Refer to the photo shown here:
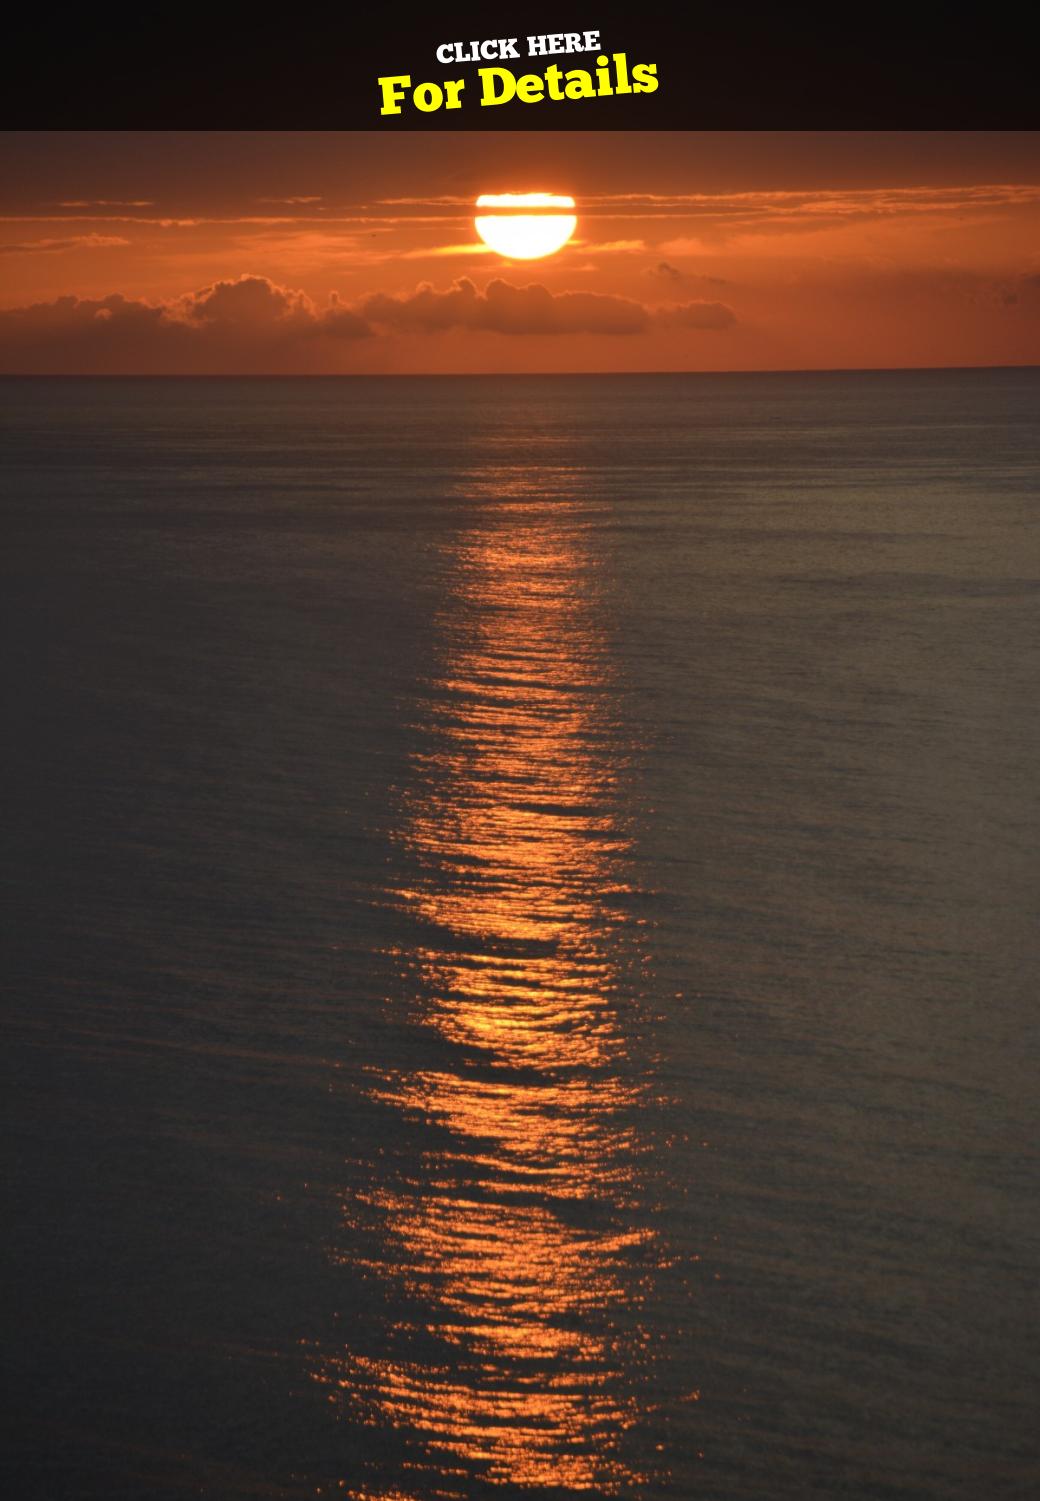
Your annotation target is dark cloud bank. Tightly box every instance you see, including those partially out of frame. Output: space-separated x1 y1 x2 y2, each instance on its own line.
0 274 737 372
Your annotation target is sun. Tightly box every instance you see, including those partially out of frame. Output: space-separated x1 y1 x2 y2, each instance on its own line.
474 193 577 260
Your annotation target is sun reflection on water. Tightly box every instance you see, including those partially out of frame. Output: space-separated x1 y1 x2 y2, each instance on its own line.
315 471 662 1496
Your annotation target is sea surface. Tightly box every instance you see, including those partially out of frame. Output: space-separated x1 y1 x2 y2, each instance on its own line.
2 370 1038 1500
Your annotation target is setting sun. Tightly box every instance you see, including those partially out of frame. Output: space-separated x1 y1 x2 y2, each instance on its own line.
474 193 577 259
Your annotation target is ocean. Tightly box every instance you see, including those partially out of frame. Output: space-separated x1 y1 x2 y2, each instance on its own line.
2 370 1038 1499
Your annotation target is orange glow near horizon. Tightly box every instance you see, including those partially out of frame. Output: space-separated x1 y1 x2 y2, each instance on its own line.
3 132 1038 372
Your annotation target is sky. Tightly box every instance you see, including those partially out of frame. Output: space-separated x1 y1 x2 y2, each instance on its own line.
2 130 1039 373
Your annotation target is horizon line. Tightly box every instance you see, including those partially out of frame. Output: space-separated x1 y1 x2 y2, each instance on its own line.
1 363 1038 380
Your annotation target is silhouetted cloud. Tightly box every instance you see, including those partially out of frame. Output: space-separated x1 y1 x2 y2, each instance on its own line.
657 300 738 330
362 277 649 335
0 275 370 373
0 273 738 371
645 262 734 293
175 275 317 328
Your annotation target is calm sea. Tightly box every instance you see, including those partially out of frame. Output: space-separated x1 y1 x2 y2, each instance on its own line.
2 371 1038 1499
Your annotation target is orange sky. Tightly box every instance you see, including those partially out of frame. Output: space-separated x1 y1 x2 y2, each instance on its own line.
2 131 1039 373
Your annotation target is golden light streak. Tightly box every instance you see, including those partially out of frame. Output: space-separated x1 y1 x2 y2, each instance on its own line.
313 462 661 1496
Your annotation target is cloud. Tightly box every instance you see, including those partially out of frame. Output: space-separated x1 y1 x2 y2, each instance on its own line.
990 270 1040 308
383 186 1040 211
0 234 130 255
361 277 650 335
646 262 734 292
0 275 370 373
0 274 738 371
174 274 318 327
164 275 371 344
657 300 737 330
582 239 646 254
53 200 154 208
379 185 1040 236
358 278 737 338
407 242 494 259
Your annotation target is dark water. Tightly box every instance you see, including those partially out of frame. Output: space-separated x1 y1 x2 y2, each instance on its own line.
2 371 1038 1499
